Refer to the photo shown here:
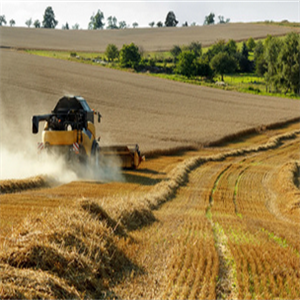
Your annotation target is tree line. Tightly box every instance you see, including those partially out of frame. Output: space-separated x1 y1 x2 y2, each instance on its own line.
103 32 299 95
158 33 300 95
103 39 252 78
0 6 229 29
255 34 300 94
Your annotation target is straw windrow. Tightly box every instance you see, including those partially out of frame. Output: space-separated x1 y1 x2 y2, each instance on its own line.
0 176 51 194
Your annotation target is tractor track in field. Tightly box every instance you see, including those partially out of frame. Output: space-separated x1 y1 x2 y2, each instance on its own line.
206 162 239 300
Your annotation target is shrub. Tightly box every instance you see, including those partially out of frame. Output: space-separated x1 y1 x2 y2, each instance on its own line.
119 43 141 68
105 44 119 62
247 37 256 52
210 52 237 81
170 45 182 61
175 50 198 78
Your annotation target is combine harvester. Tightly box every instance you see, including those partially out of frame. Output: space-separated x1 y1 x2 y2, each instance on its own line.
32 95 144 171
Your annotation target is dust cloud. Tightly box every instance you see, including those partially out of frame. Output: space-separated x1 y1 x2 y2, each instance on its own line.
0 143 124 183
0 93 124 184
0 141 125 183
0 146 78 182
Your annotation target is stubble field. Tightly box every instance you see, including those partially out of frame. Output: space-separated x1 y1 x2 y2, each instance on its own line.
0 24 300 299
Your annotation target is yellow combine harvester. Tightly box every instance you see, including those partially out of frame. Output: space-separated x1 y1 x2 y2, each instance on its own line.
32 95 144 169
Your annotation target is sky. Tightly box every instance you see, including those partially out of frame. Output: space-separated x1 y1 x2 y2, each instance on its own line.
0 1 299 29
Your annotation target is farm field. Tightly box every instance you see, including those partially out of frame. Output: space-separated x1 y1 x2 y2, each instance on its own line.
0 121 299 299
0 24 300 299
1 48 300 154
1 23 299 52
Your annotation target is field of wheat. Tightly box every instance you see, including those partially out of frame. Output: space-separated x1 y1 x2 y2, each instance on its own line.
0 25 300 299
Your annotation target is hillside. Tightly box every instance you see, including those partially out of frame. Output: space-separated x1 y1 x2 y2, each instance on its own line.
1 49 300 154
1 23 299 52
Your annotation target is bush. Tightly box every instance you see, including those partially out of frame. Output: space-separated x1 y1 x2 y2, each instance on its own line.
248 86 261 93
210 52 237 81
198 57 214 79
105 44 119 62
170 45 182 61
175 50 198 77
119 43 141 68
187 41 202 57
148 58 156 67
247 37 256 52
70 52 77 57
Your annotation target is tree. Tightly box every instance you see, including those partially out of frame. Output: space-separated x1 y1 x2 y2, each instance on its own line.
278 32 300 94
238 42 251 72
62 22 69 30
175 50 198 77
34 20 41 28
182 21 188 27
119 21 127 29
204 13 215 25
157 21 163 27
42 7 58 28
210 52 237 81
165 11 178 27
149 21 155 28
204 39 226 61
0 15 7 26
119 43 141 68
170 45 182 61
253 41 266 76
218 15 230 24
25 18 32 28
9 19 15 27
105 44 119 61
187 41 202 57
247 37 256 52
226 39 237 55
219 15 224 23
132 22 138 28
198 57 214 79
72 23 80 30
88 10 105 29
264 36 282 91
107 16 118 29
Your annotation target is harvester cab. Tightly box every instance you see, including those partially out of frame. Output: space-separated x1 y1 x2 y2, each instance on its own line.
32 95 144 170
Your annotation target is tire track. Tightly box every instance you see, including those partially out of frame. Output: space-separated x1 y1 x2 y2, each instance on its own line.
205 163 239 300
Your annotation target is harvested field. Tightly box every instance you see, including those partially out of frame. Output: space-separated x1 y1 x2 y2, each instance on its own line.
1 23 299 52
1 123 300 299
1 23 300 299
